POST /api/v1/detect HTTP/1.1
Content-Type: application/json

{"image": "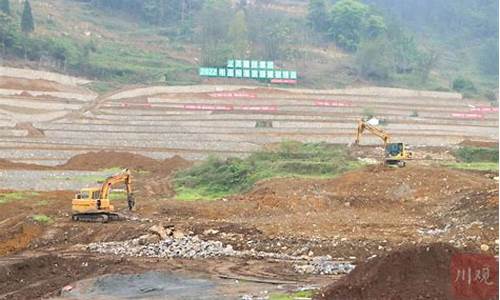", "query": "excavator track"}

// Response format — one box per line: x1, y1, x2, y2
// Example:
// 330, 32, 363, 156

72, 213, 124, 223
